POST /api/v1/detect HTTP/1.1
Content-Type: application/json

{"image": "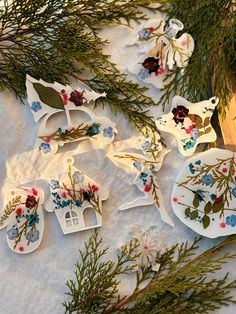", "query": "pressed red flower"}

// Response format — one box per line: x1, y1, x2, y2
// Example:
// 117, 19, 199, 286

60, 89, 69, 106
16, 207, 22, 216
91, 184, 99, 192
25, 195, 37, 208
44, 136, 51, 143
172, 105, 189, 124
172, 197, 178, 203
222, 167, 227, 173
148, 27, 155, 32
214, 197, 221, 204
19, 246, 24, 252
31, 188, 38, 196
61, 191, 67, 198
220, 223, 226, 228
144, 185, 151, 192
69, 90, 85, 106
